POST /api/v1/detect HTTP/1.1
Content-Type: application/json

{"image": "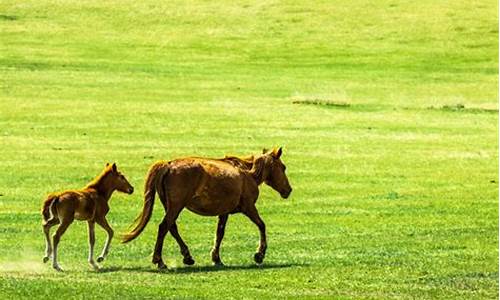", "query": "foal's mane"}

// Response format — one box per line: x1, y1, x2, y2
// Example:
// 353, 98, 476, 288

85, 168, 112, 190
